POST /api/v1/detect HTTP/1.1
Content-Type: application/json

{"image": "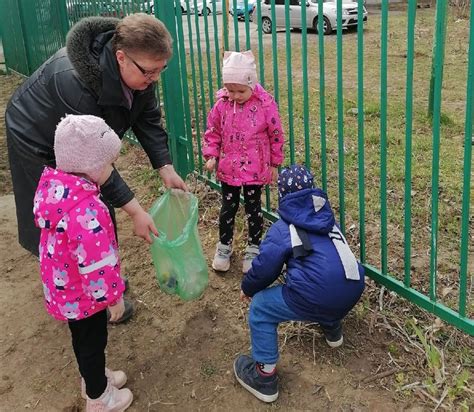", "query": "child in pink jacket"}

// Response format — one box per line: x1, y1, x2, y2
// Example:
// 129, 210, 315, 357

203, 50, 285, 273
33, 115, 143, 411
